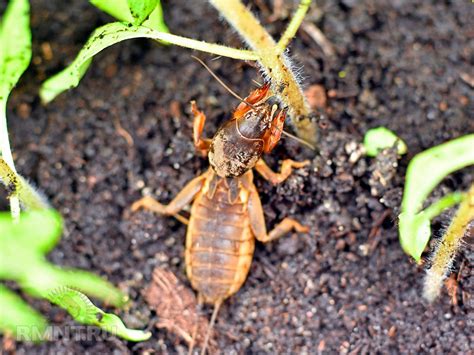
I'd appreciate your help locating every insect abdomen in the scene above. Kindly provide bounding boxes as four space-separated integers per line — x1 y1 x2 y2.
185 184 255 304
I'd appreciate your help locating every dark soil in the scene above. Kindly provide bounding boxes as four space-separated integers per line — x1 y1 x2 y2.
2 0 473 353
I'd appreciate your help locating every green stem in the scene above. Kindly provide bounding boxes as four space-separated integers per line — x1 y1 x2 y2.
422 192 464 221
0 100 20 220
152 31 258 60
208 0 317 144
423 183 474 302
276 0 312 54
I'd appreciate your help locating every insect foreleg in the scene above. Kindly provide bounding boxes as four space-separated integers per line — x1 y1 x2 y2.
254 158 310 185
131 174 207 224
191 101 211 156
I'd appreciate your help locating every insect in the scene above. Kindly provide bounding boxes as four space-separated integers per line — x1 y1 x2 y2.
132 78 309 354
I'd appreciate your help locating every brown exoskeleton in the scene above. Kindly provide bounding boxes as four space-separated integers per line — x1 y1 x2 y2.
132 83 309 354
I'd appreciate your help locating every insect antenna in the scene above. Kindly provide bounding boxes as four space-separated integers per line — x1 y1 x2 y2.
192 55 315 150
280 127 316 150
191 55 257 110
252 79 263 87
200 300 222 355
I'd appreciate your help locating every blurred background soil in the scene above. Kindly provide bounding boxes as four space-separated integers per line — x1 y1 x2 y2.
1 0 473 353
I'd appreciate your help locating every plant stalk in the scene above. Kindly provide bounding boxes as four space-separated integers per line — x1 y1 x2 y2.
423 183 474 302
276 0 312 53
150 31 258 61
0 157 49 210
208 0 317 144
0 101 20 220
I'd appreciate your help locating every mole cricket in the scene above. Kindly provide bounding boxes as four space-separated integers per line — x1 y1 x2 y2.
132 63 310 354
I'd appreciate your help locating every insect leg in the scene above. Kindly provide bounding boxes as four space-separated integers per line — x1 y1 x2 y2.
131 174 207 224
191 101 211 156
248 186 308 243
254 158 310 185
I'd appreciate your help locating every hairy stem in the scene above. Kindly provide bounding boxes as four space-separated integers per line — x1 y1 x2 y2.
0 101 20 220
209 0 317 144
276 0 312 53
423 183 474 302
0 157 49 210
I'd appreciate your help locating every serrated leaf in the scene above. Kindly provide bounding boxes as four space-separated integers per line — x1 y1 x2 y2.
51 268 128 307
45 287 150 342
399 134 474 260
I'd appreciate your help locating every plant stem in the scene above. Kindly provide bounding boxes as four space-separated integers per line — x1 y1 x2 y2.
422 192 464 221
208 0 317 144
0 157 49 210
0 101 20 220
150 31 258 61
276 0 312 54
423 183 474 302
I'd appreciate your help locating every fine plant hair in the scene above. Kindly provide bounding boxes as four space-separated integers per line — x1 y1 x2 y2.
423 184 474 302
0 157 49 210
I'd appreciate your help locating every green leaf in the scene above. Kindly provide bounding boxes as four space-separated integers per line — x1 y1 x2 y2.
90 0 168 31
45 287 151 342
401 135 474 215
0 157 50 210
0 209 125 306
0 210 144 342
143 1 168 33
0 0 32 213
41 1 169 104
39 57 92 104
363 127 407 157
0 0 32 100
40 19 256 103
40 22 171 104
52 268 128 307
90 0 134 22
99 313 151 342
128 0 158 25
0 210 62 256
399 193 463 262
0 284 48 342
399 134 474 260
18 265 127 309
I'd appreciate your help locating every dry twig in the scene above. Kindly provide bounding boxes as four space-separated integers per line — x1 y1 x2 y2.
144 267 216 350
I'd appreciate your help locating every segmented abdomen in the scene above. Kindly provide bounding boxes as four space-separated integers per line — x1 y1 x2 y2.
185 185 255 304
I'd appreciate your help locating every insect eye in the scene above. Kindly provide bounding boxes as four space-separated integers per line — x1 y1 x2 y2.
266 96 279 107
